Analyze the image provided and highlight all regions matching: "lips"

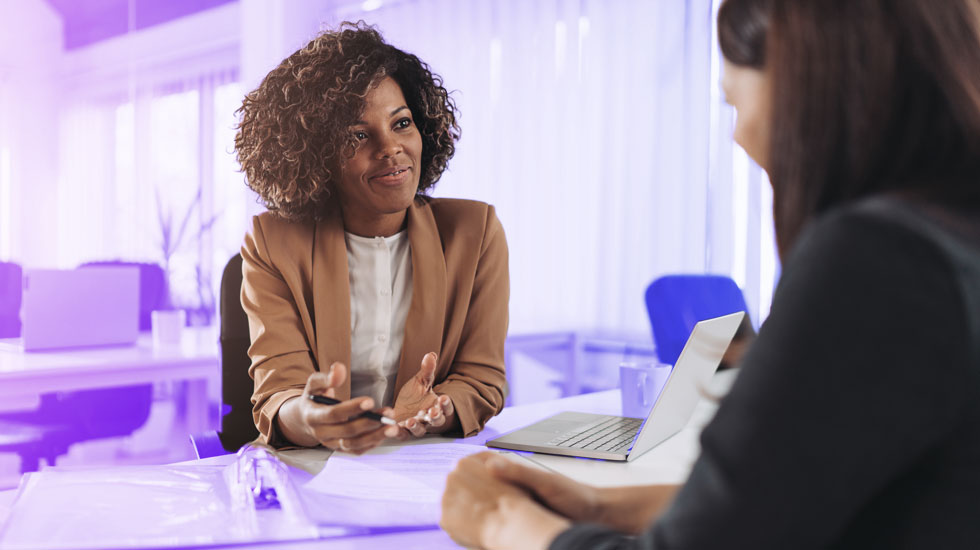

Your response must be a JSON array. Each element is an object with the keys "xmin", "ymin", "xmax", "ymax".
[{"xmin": 368, "ymin": 164, "xmax": 412, "ymax": 184}]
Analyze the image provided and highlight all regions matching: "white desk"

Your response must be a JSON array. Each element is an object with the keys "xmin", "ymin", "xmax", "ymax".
[
  {"xmin": 0, "ymin": 370, "xmax": 737, "ymax": 549},
  {"xmin": 0, "ymin": 327, "xmax": 219, "ymax": 435}
]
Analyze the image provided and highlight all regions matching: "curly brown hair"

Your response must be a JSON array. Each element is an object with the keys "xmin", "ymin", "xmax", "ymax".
[{"xmin": 235, "ymin": 22, "xmax": 460, "ymax": 222}]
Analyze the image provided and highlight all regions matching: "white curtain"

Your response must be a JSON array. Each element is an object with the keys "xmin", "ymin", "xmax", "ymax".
[{"xmin": 326, "ymin": 0, "xmax": 778, "ymax": 335}]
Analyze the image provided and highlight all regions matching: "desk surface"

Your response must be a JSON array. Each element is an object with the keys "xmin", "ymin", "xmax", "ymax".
[{"xmin": 0, "ymin": 369, "xmax": 738, "ymax": 549}]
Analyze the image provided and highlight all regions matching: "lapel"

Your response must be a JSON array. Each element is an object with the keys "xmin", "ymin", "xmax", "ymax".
[
  {"xmin": 312, "ymin": 205, "xmax": 353, "ymax": 400},
  {"xmin": 393, "ymin": 199, "xmax": 447, "ymax": 397}
]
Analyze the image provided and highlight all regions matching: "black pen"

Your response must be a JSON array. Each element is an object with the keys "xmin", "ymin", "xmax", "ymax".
[{"xmin": 307, "ymin": 394, "xmax": 399, "ymax": 426}]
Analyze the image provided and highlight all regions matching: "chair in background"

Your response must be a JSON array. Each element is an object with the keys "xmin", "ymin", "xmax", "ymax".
[
  {"xmin": 216, "ymin": 253, "xmax": 258, "ymax": 453},
  {"xmin": 0, "ymin": 261, "xmax": 22, "ymax": 338},
  {"xmin": 645, "ymin": 274, "xmax": 753, "ymax": 367}
]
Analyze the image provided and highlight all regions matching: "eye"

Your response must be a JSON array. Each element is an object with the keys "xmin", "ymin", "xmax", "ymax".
[
  {"xmin": 353, "ymin": 130, "xmax": 368, "ymax": 141},
  {"xmin": 395, "ymin": 117, "xmax": 413, "ymax": 130}
]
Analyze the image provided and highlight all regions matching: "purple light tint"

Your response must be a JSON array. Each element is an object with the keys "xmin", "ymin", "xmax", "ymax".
[{"xmin": 45, "ymin": 0, "xmax": 237, "ymax": 50}]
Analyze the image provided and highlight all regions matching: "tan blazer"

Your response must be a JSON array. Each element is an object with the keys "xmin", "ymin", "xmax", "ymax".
[{"xmin": 241, "ymin": 197, "xmax": 509, "ymax": 445}]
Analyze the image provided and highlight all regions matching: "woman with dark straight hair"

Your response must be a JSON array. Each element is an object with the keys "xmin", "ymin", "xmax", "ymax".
[{"xmin": 440, "ymin": 0, "xmax": 980, "ymax": 548}]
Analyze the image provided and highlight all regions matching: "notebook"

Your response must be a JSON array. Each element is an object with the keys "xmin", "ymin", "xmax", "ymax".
[
  {"xmin": 487, "ymin": 312, "xmax": 744, "ymax": 462},
  {"xmin": 0, "ymin": 267, "xmax": 140, "ymax": 351}
]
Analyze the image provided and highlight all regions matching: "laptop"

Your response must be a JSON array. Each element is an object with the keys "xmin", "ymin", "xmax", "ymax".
[
  {"xmin": 0, "ymin": 267, "xmax": 140, "ymax": 351},
  {"xmin": 487, "ymin": 311, "xmax": 745, "ymax": 461}
]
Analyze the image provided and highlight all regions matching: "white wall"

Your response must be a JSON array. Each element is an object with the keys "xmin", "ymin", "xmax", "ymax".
[{"xmin": 0, "ymin": 0, "xmax": 63, "ymax": 266}]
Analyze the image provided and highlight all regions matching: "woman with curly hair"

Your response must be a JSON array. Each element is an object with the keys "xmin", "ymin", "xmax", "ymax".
[
  {"xmin": 441, "ymin": 0, "xmax": 980, "ymax": 548},
  {"xmin": 235, "ymin": 23, "xmax": 508, "ymax": 453}
]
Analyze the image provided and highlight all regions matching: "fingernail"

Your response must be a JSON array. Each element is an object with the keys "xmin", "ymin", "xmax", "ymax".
[
  {"xmin": 385, "ymin": 427, "xmax": 399, "ymax": 437},
  {"xmin": 361, "ymin": 399, "xmax": 374, "ymax": 410}
]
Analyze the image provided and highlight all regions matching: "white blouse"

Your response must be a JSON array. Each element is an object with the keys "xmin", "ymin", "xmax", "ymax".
[{"xmin": 345, "ymin": 230, "xmax": 413, "ymax": 407}]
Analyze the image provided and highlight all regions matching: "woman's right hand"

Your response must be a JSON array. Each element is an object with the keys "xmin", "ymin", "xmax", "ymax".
[
  {"xmin": 484, "ymin": 454, "xmax": 602, "ymax": 523},
  {"xmin": 488, "ymin": 454, "xmax": 680, "ymax": 534},
  {"xmin": 276, "ymin": 362, "xmax": 393, "ymax": 453}
]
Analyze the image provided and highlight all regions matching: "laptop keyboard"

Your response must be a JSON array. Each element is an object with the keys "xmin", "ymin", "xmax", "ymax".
[{"xmin": 546, "ymin": 415, "xmax": 643, "ymax": 454}]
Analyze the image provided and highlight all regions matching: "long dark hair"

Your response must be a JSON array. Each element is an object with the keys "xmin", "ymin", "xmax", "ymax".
[{"xmin": 719, "ymin": 0, "xmax": 980, "ymax": 257}]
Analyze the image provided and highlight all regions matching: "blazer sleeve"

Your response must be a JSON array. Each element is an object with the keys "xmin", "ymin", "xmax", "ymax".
[
  {"xmin": 433, "ymin": 206, "xmax": 509, "ymax": 436},
  {"xmin": 241, "ymin": 215, "xmax": 316, "ymax": 446}
]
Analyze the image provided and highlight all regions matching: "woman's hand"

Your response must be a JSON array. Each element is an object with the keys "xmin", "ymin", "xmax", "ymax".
[
  {"xmin": 441, "ymin": 452, "xmax": 571, "ymax": 550},
  {"xmin": 276, "ymin": 363, "xmax": 394, "ymax": 453},
  {"xmin": 484, "ymin": 451, "xmax": 602, "ymax": 522},
  {"xmin": 491, "ymin": 452, "xmax": 681, "ymax": 534},
  {"xmin": 389, "ymin": 352, "xmax": 457, "ymax": 437}
]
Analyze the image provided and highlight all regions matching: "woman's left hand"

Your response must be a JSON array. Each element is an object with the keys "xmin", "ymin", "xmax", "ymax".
[
  {"xmin": 388, "ymin": 352, "xmax": 457, "ymax": 438},
  {"xmin": 441, "ymin": 452, "xmax": 571, "ymax": 550}
]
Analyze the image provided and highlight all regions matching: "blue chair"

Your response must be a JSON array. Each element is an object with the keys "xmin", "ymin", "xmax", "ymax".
[{"xmin": 645, "ymin": 274, "xmax": 751, "ymax": 366}]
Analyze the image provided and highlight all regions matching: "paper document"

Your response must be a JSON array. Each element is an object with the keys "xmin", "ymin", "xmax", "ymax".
[{"xmin": 300, "ymin": 442, "xmax": 485, "ymax": 527}]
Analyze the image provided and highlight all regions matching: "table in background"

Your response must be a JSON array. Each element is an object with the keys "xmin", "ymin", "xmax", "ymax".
[{"xmin": 0, "ymin": 327, "xmax": 219, "ymax": 435}]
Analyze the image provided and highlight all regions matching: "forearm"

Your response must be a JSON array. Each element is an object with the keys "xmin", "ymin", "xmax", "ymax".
[
  {"xmin": 594, "ymin": 484, "xmax": 679, "ymax": 534},
  {"xmin": 275, "ymin": 396, "xmax": 319, "ymax": 447}
]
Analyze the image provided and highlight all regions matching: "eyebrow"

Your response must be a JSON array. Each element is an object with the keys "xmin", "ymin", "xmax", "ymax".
[{"xmin": 353, "ymin": 106, "xmax": 410, "ymax": 126}]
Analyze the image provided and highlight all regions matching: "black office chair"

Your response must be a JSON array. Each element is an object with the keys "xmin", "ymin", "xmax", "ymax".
[{"xmin": 217, "ymin": 253, "xmax": 259, "ymax": 452}]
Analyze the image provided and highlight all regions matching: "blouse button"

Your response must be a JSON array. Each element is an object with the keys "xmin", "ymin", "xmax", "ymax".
[{"xmin": 377, "ymin": 334, "xmax": 388, "ymax": 343}]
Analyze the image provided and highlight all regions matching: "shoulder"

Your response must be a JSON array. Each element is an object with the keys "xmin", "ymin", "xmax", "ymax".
[
  {"xmin": 249, "ymin": 211, "xmax": 316, "ymax": 246},
  {"xmin": 243, "ymin": 211, "xmax": 318, "ymax": 269},
  {"xmin": 423, "ymin": 197, "xmax": 496, "ymax": 221},
  {"xmin": 417, "ymin": 197, "xmax": 505, "ymax": 240},
  {"xmin": 787, "ymin": 198, "xmax": 958, "ymax": 279},
  {"xmin": 776, "ymin": 197, "xmax": 969, "ymax": 337}
]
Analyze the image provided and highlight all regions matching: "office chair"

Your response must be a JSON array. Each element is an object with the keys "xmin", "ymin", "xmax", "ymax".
[
  {"xmin": 188, "ymin": 253, "xmax": 261, "ymax": 458},
  {"xmin": 645, "ymin": 274, "xmax": 753, "ymax": 366},
  {"xmin": 216, "ymin": 253, "xmax": 260, "ymax": 452}
]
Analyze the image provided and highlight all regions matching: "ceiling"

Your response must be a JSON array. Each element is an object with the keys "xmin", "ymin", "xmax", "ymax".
[{"xmin": 45, "ymin": 0, "xmax": 237, "ymax": 50}]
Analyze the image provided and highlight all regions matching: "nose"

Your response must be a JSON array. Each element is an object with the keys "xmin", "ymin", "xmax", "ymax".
[{"xmin": 375, "ymin": 132, "xmax": 403, "ymax": 159}]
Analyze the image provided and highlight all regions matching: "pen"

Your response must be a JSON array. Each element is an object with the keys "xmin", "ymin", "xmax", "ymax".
[{"xmin": 307, "ymin": 394, "xmax": 399, "ymax": 426}]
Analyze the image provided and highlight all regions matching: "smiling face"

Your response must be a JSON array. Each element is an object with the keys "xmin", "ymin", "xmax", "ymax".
[
  {"xmin": 335, "ymin": 76, "xmax": 423, "ymax": 237},
  {"xmin": 722, "ymin": 60, "xmax": 772, "ymax": 171}
]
